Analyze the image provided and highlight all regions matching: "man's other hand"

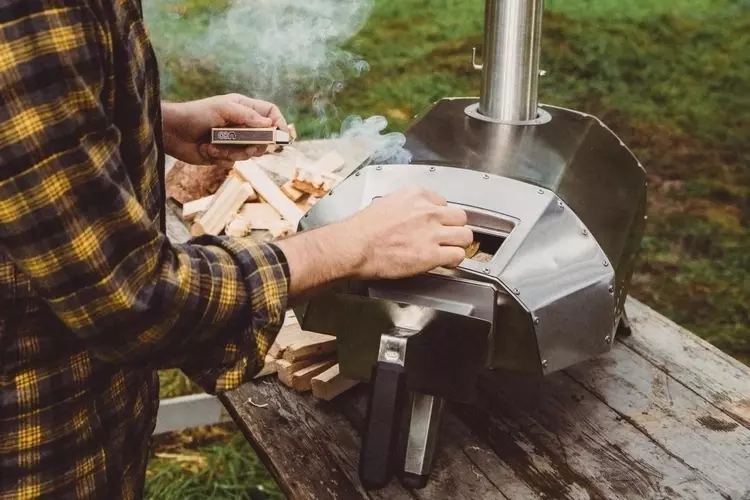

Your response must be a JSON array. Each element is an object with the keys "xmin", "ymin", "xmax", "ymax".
[
  {"xmin": 274, "ymin": 187, "xmax": 473, "ymax": 296},
  {"xmin": 161, "ymin": 94, "xmax": 288, "ymax": 167}
]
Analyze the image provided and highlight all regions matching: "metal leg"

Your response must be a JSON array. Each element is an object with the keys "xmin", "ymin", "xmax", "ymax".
[
  {"xmin": 617, "ymin": 310, "xmax": 633, "ymax": 337},
  {"xmin": 399, "ymin": 392, "xmax": 445, "ymax": 489}
]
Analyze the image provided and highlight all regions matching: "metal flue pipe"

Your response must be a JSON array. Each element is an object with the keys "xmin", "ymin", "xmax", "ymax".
[{"xmin": 478, "ymin": 0, "xmax": 543, "ymax": 122}]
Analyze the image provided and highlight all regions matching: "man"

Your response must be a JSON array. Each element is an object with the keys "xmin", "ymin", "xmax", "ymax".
[{"xmin": 0, "ymin": 1, "xmax": 472, "ymax": 498}]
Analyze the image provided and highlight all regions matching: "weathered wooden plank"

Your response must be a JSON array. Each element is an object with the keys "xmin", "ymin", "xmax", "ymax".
[
  {"xmin": 454, "ymin": 364, "xmax": 728, "ymax": 500},
  {"xmin": 220, "ymin": 380, "xmax": 415, "ymax": 500},
  {"xmin": 623, "ymin": 298, "xmax": 750, "ymax": 430},
  {"xmin": 566, "ymin": 344, "xmax": 750, "ymax": 499}
]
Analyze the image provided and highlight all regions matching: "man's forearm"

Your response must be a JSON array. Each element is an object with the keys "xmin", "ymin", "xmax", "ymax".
[{"xmin": 274, "ymin": 222, "xmax": 365, "ymax": 296}]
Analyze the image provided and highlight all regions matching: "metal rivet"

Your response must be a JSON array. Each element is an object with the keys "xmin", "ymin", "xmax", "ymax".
[
  {"xmin": 542, "ymin": 360, "xmax": 548, "ymax": 369},
  {"xmin": 581, "ymin": 229, "xmax": 589, "ymax": 236},
  {"xmin": 608, "ymin": 285, "xmax": 614, "ymax": 293},
  {"xmin": 603, "ymin": 260, "xmax": 609, "ymax": 267},
  {"xmin": 557, "ymin": 200, "xmax": 564, "ymax": 209},
  {"xmin": 429, "ymin": 166, "xmax": 436, "ymax": 171},
  {"xmin": 537, "ymin": 188, "xmax": 544, "ymax": 194},
  {"xmin": 483, "ymin": 174, "xmax": 489, "ymax": 179},
  {"xmin": 376, "ymin": 165, "xmax": 382, "ymax": 171},
  {"xmin": 644, "ymin": 215, "xmax": 648, "ymax": 220},
  {"xmin": 605, "ymin": 335, "xmax": 612, "ymax": 343},
  {"xmin": 482, "ymin": 268, "xmax": 491, "ymax": 274},
  {"xmin": 513, "ymin": 288, "xmax": 520, "ymax": 295},
  {"xmin": 533, "ymin": 317, "xmax": 540, "ymax": 325}
]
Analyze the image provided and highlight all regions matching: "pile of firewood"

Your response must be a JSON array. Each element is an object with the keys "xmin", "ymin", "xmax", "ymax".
[
  {"xmin": 165, "ymin": 131, "xmax": 354, "ymax": 242},
  {"xmin": 253, "ymin": 311, "xmax": 359, "ymax": 401}
]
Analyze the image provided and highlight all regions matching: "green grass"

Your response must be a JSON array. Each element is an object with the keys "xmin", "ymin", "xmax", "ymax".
[
  {"xmin": 146, "ymin": 425, "xmax": 283, "ymax": 499},
  {"xmin": 144, "ymin": 0, "xmax": 750, "ymax": 496}
]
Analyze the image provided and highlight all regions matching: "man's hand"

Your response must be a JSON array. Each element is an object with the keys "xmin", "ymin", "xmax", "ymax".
[
  {"xmin": 342, "ymin": 187, "xmax": 472, "ymax": 278},
  {"xmin": 274, "ymin": 187, "xmax": 473, "ymax": 296},
  {"xmin": 161, "ymin": 94, "xmax": 288, "ymax": 167}
]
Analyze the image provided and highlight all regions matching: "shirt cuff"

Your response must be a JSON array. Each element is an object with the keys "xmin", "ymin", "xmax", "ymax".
[{"xmin": 180, "ymin": 235, "xmax": 291, "ymax": 394}]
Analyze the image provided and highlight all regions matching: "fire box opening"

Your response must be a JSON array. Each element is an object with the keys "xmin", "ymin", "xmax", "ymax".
[{"xmin": 466, "ymin": 230, "xmax": 505, "ymax": 262}]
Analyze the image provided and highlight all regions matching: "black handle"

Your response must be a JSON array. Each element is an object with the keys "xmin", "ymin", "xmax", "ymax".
[{"xmin": 359, "ymin": 360, "xmax": 408, "ymax": 489}]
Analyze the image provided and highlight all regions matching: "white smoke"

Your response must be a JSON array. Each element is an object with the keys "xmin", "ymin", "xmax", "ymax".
[{"xmin": 144, "ymin": 0, "xmax": 411, "ymax": 163}]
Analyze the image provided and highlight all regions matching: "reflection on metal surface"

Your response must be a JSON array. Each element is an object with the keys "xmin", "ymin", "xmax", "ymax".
[
  {"xmin": 403, "ymin": 394, "xmax": 444, "ymax": 476},
  {"xmin": 299, "ymin": 291, "xmax": 492, "ymax": 402}
]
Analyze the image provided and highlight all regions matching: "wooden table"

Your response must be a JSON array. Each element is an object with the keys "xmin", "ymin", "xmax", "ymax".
[{"xmin": 166, "ymin": 204, "xmax": 750, "ymax": 500}]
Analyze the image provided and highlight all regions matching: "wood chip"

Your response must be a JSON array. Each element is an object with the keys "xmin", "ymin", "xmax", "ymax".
[
  {"xmin": 311, "ymin": 364, "xmax": 359, "ymax": 401},
  {"xmin": 225, "ymin": 214, "xmax": 251, "ymax": 237},
  {"xmin": 465, "ymin": 241, "xmax": 480, "ymax": 259},
  {"xmin": 247, "ymin": 398, "xmax": 269, "ymax": 409},
  {"xmin": 165, "ymin": 161, "xmax": 231, "ymax": 204},
  {"xmin": 281, "ymin": 181, "xmax": 306, "ymax": 202}
]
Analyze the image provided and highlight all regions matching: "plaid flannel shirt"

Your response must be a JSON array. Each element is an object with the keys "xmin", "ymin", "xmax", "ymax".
[{"xmin": 0, "ymin": 1, "xmax": 290, "ymax": 498}]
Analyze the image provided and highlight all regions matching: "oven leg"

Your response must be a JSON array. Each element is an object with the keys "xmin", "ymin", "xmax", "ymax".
[{"xmin": 399, "ymin": 392, "xmax": 445, "ymax": 489}]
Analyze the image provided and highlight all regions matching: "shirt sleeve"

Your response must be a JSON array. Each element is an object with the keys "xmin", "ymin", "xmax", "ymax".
[{"xmin": 0, "ymin": 3, "xmax": 289, "ymax": 390}]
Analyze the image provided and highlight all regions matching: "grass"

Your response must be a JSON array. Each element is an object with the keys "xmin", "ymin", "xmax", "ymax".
[{"xmin": 143, "ymin": 0, "xmax": 750, "ymax": 496}]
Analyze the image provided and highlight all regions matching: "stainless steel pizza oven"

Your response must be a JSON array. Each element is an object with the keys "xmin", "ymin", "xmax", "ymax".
[{"xmin": 293, "ymin": 0, "xmax": 647, "ymax": 490}]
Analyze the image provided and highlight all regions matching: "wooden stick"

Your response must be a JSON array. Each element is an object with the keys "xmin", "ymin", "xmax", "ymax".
[
  {"xmin": 192, "ymin": 175, "xmax": 254, "ymax": 236},
  {"xmin": 282, "ymin": 335, "xmax": 336, "ymax": 363},
  {"xmin": 237, "ymin": 202, "xmax": 284, "ymax": 230},
  {"xmin": 311, "ymin": 150, "xmax": 346, "ymax": 173},
  {"xmin": 292, "ymin": 359, "xmax": 337, "ymax": 392},
  {"xmin": 276, "ymin": 358, "xmax": 320, "ymax": 387},
  {"xmin": 267, "ymin": 320, "xmax": 305, "ymax": 359},
  {"xmin": 234, "ymin": 161, "xmax": 304, "ymax": 226},
  {"xmin": 183, "ymin": 195, "xmax": 214, "ymax": 222},
  {"xmin": 311, "ymin": 364, "xmax": 359, "ymax": 401}
]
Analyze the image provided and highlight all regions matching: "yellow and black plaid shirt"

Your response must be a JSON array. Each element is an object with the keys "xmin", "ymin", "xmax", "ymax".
[{"xmin": 0, "ymin": 1, "xmax": 290, "ymax": 498}]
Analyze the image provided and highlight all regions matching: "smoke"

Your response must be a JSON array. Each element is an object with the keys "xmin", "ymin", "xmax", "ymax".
[{"xmin": 144, "ymin": 0, "xmax": 412, "ymax": 164}]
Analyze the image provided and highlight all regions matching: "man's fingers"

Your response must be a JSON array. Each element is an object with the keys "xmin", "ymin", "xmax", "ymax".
[
  {"xmin": 221, "ymin": 101, "xmax": 273, "ymax": 128},
  {"xmin": 436, "ymin": 226, "xmax": 474, "ymax": 248},
  {"xmin": 229, "ymin": 94, "xmax": 288, "ymax": 130},
  {"xmin": 434, "ymin": 205, "xmax": 468, "ymax": 226},
  {"xmin": 437, "ymin": 246, "xmax": 467, "ymax": 268},
  {"xmin": 420, "ymin": 189, "xmax": 447, "ymax": 206}
]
